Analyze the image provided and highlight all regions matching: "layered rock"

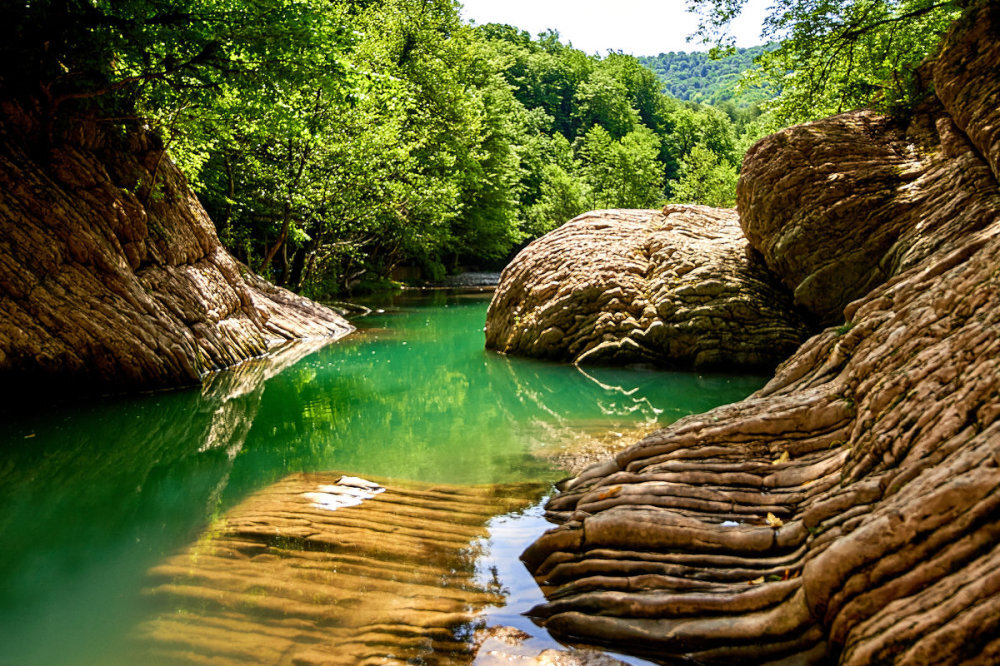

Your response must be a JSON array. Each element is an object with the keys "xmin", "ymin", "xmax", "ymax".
[
  {"xmin": 519, "ymin": 3, "xmax": 1000, "ymax": 664},
  {"xmin": 738, "ymin": 101, "xmax": 995, "ymax": 326},
  {"xmin": 0, "ymin": 107, "xmax": 352, "ymax": 394},
  {"xmin": 485, "ymin": 206, "xmax": 808, "ymax": 370},
  {"xmin": 132, "ymin": 472, "xmax": 546, "ymax": 665}
]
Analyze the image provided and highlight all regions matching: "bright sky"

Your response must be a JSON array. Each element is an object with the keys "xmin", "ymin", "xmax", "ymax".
[{"xmin": 458, "ymin": 0, "xmax": 772, "ymax": 56}]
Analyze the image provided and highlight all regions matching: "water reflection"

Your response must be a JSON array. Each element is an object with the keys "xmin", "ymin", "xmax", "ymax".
[
  {"xmin": 0, "ymin": 292, "xmax": 765, "ymax": 665},
  {"xmin": 0, "ymin": 339, "xmax": 335, "ymax": 665},
  {"xmin": 215, "ymin": 293, "xmax": 765, "ymax": 500}
]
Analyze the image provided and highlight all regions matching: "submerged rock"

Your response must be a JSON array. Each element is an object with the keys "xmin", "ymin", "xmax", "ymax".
[
  {"xmin": 485, "ymin": 206, "xmax": 808, "ymax": 371},
  {"xmin": 0, "ymin": 106, "xmax": 352, "ymax": 394},
  {"xmin": 519, "ymin": 3, "xmax": 1000, "ymax": 664},
  {"xmin": 132, "ymin": 472, "xmax": 545, "ymax": 665},
  {"xmin": 474, "ymin": 625, "xmax": 631, "ymax": 665}
]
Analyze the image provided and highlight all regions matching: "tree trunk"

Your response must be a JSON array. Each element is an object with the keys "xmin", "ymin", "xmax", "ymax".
[
  {"xmin": 220, "ymin": 151, "xmax": 235, "ymax": 245},
  {"xmin": 259, "ymin": 200, "xmax": 290, "ymax": 274},
  {"xmin": 288, "ymin": 244, "xmax": 308, "ymax": 291}
]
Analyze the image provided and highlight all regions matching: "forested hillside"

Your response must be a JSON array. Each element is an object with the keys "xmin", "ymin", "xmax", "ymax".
[
  {"xmin": 638, "ymin": 45, "xmax": 775, "ymax": 107},
  {"xmin": 3, "ymin": 0, "xmax": 961, "ymax": 297},
  {"xmin": 3, "ymin": 0, "xmax": 760, "ymax": 296}
]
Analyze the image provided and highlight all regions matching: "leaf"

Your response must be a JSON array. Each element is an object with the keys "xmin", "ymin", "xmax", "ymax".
[
  {"xmin": 748, "ymin": 576, "xmax": 764, "ymax": 585},
  {"xmin": 765, "ymin": 512, "xmax": 784, "ymax": 528},
  {"xmin": 772, "ymin": 450, "xmax": 790, "ymax": 465}
]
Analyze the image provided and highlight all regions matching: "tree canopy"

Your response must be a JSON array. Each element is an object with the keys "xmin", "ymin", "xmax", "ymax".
[
  {"xmin": 689, "ymin": 0, "xmax": 962, "ymax": 122},
  {"xmin": 1, "ymin": 0, "xmax": 967, "ymax": 295},
  {"xmin": 638, "ymin": 45, "xmax": 776, "ymax": 107}
]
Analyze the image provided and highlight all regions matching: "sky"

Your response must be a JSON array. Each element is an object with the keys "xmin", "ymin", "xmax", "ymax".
[{"xmin": 458, "ymin": 0, "xmax": 772, "ymax": 57}]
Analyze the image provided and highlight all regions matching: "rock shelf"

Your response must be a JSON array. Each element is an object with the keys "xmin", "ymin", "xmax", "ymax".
[{"xmin": 517, "ymin": 3, "xmax": 1000, "ymax": 663}]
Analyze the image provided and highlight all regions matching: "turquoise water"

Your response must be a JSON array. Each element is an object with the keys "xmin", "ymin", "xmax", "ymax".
[{"xmin": 0, "ymin": 291, "xmax": 766, "ymax": 664}]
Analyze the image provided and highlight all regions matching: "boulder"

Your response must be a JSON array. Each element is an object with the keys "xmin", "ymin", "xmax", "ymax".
[
  {"xmin": 520, "ymin": 3, "xmax": 1000, "ymax": 664},
  {"xmin": 739, "ymin": 77, "xmax": 996, "ymax": 325},
  {"xmin": 485, "ymin": 206, "xmax": 808, "ymax": 371},
  {"xmin": 0, "ymin": 106, "xmax": 352, "ymax": 394}
]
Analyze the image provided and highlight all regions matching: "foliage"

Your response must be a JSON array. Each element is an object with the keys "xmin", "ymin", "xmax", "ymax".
[
  {"xmin": 688, "ymin": 0, "xmax": 963, "ymax": 123},
  {"xmin": 0, "ymin": 0, "xmax": 352, "ymax": 124},
  {"xmin": 577, "ymin": 126, "xmax": 665, "ymax": 209},
  {"xmin": 638, "ymin": 45, "xmax": 777, "ymax": 107},
  {"xmin": 4, "ymin": 0, "xmax": 762, "ymax": 296},
  {"xmin": 667, "ymin": 144, "xmax": 739, "ymax": 208}
]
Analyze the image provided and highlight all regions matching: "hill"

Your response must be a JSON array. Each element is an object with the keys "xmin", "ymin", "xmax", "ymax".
[{"xmin": 638, "ymin": 44, "xmax": 776, "ymax": 107}]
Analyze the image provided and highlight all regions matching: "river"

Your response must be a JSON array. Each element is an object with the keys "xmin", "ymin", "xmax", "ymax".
[{"xmin": 0, "ymin": 291, "xmax": 766, "ymax": 664}]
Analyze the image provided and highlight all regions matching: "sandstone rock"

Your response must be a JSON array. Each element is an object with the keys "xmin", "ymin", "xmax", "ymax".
[
  {"xmin": 934, "ymin": 1, "xmax": 1000, "ymax": 183},
  {"xmin": 520, "ymin": 4, "xmax": 1000, "ymax": 664},
  {"xmin": 485, "ymin": 206, "xmax": 808, "ymax": 371},
  {"xmin": 738, "ymin": 103, "xmax": 996, "ymax": 326},
  {"xmin": 132, "ymin": 472, "xmax": 546, "ymax": 665},
  {"xmin": 0, "ymin": 107, "xmax": 352, "ymax": 395}
]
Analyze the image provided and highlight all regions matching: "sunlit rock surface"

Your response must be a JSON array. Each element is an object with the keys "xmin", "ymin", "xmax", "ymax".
[
  {"xmin": 739, "ymin": 107, "xmax": 996, "ymax": 326},
  {"xmin": 0, "ymin": 106, "xmax": 352, "ymax": 394},
  {"xmin": 485, "ymin": 206, "xmax": 808, "ymax": 370},
  {"xmin": 519, "ymin": 3, "xmax": 1000, "ymax": 664},
  {"xmin": 133, "ymin": 473, "xmax": 547, "ymax": 665}
]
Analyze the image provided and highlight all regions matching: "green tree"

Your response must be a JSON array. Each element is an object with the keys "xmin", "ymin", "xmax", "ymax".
[
  {"xmin": 572, "ymin": 66, "xmax": 640, "ymax": 139},
  {"xmin": 0, "ymin": 0, "xmax": 353, "ymax": 136},
  {"xmin": 637, "ymin": 45, "xmax": 777, "ymax": 108},
  {"xmin": 577, "ymin": 125, "xmax": 664, "ymax": 209},
  {"xmin": 667, "ymin": 144, "xmax": 739, "ymax": 208},
  {"xmin": 526, "ymin": 164, "xmax": 590, "ymax": 236},
  {"xmin": 689, "ymin": 0, "xmax": 962, "ymax": 122}
]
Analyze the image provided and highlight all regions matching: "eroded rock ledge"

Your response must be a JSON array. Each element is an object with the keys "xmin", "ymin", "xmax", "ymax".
[
  {"xmin": 485, "ymin": 206, "xmax": 808, "ymax": 370},
  {"xmin": 519, "ymin": 3, "xmax": 1000, "ymax": 664},
  {"xmin": 0, "ymin": 107, "xmax": 352, "ymax": 393}
]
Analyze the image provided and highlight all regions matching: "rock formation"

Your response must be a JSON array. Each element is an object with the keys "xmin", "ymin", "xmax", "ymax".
[
  {"xmin": 739, "ymin": 106, "xmax": 996, "ymax": 327},
  {"xmin": 519, "ymin": 3, "xmax": 1000, "ymax": 664},
  {"xmin": 133, "ymin": 472, "xmax": 546, "ymax": 664},
  {"xmin": 0, "ymin": 106, "xmax": 352, "ymax": 394},
  {"xmin": 485, "ymin": 206, "xmax": 808, "ymax": 370}
]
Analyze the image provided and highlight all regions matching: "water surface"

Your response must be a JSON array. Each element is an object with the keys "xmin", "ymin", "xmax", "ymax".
[{"xmin": 0, "ymin": 291, "xmax": 766, "ymax": 664}]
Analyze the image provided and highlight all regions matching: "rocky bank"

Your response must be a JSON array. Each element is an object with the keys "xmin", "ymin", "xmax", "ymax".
[
  {"xmin": 510, "ymin": 3, "xmax": 1000, "ymax": 664},
  {"xmin": 0, "ymin": 106, "xmax": 352, "ymax": 394}
]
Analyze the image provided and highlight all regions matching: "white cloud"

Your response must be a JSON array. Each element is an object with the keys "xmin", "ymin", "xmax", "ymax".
[{"xmin": 458, "ymin": 0, "xmax": 771, "ymax": 56}]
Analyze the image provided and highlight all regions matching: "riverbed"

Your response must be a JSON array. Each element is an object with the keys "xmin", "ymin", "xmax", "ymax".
[{"xmin": 0, "ymin": 291, "xmax": 766, "ymax": 664}]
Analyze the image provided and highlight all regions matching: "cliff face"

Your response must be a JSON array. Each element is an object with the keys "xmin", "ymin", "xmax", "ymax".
[
  {"xmin": 738, "ymin": 104, "xmax": 997, "ymax": 326},
  {"xmin": 0, "ymin": 107, "xmax": 351, "ymax": 393},
  {"xmin": 519, "ymin": 3, "xmax": 1000, "ymax": 664}
]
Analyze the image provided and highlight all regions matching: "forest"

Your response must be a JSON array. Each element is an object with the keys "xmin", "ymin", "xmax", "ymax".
[
  {"xmin": 638, "ymin": 44, "xmax": 776, "ymax": 108},
  {"xmin": 2, "ymin": 0, "xmax": 962, "ymax": 296}
]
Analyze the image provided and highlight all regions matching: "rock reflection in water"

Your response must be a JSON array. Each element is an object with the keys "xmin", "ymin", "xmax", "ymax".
[
  {"xmin": 133, "ymin": 473, "xmax": 546, "ymax": 665},
  {"xmin": 490, "ymin": 351, "xmax": 762, "ymax": 464},
  {"xmin": 0, "ymin": 338, "xmax": 335, "ymax": 665}
]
